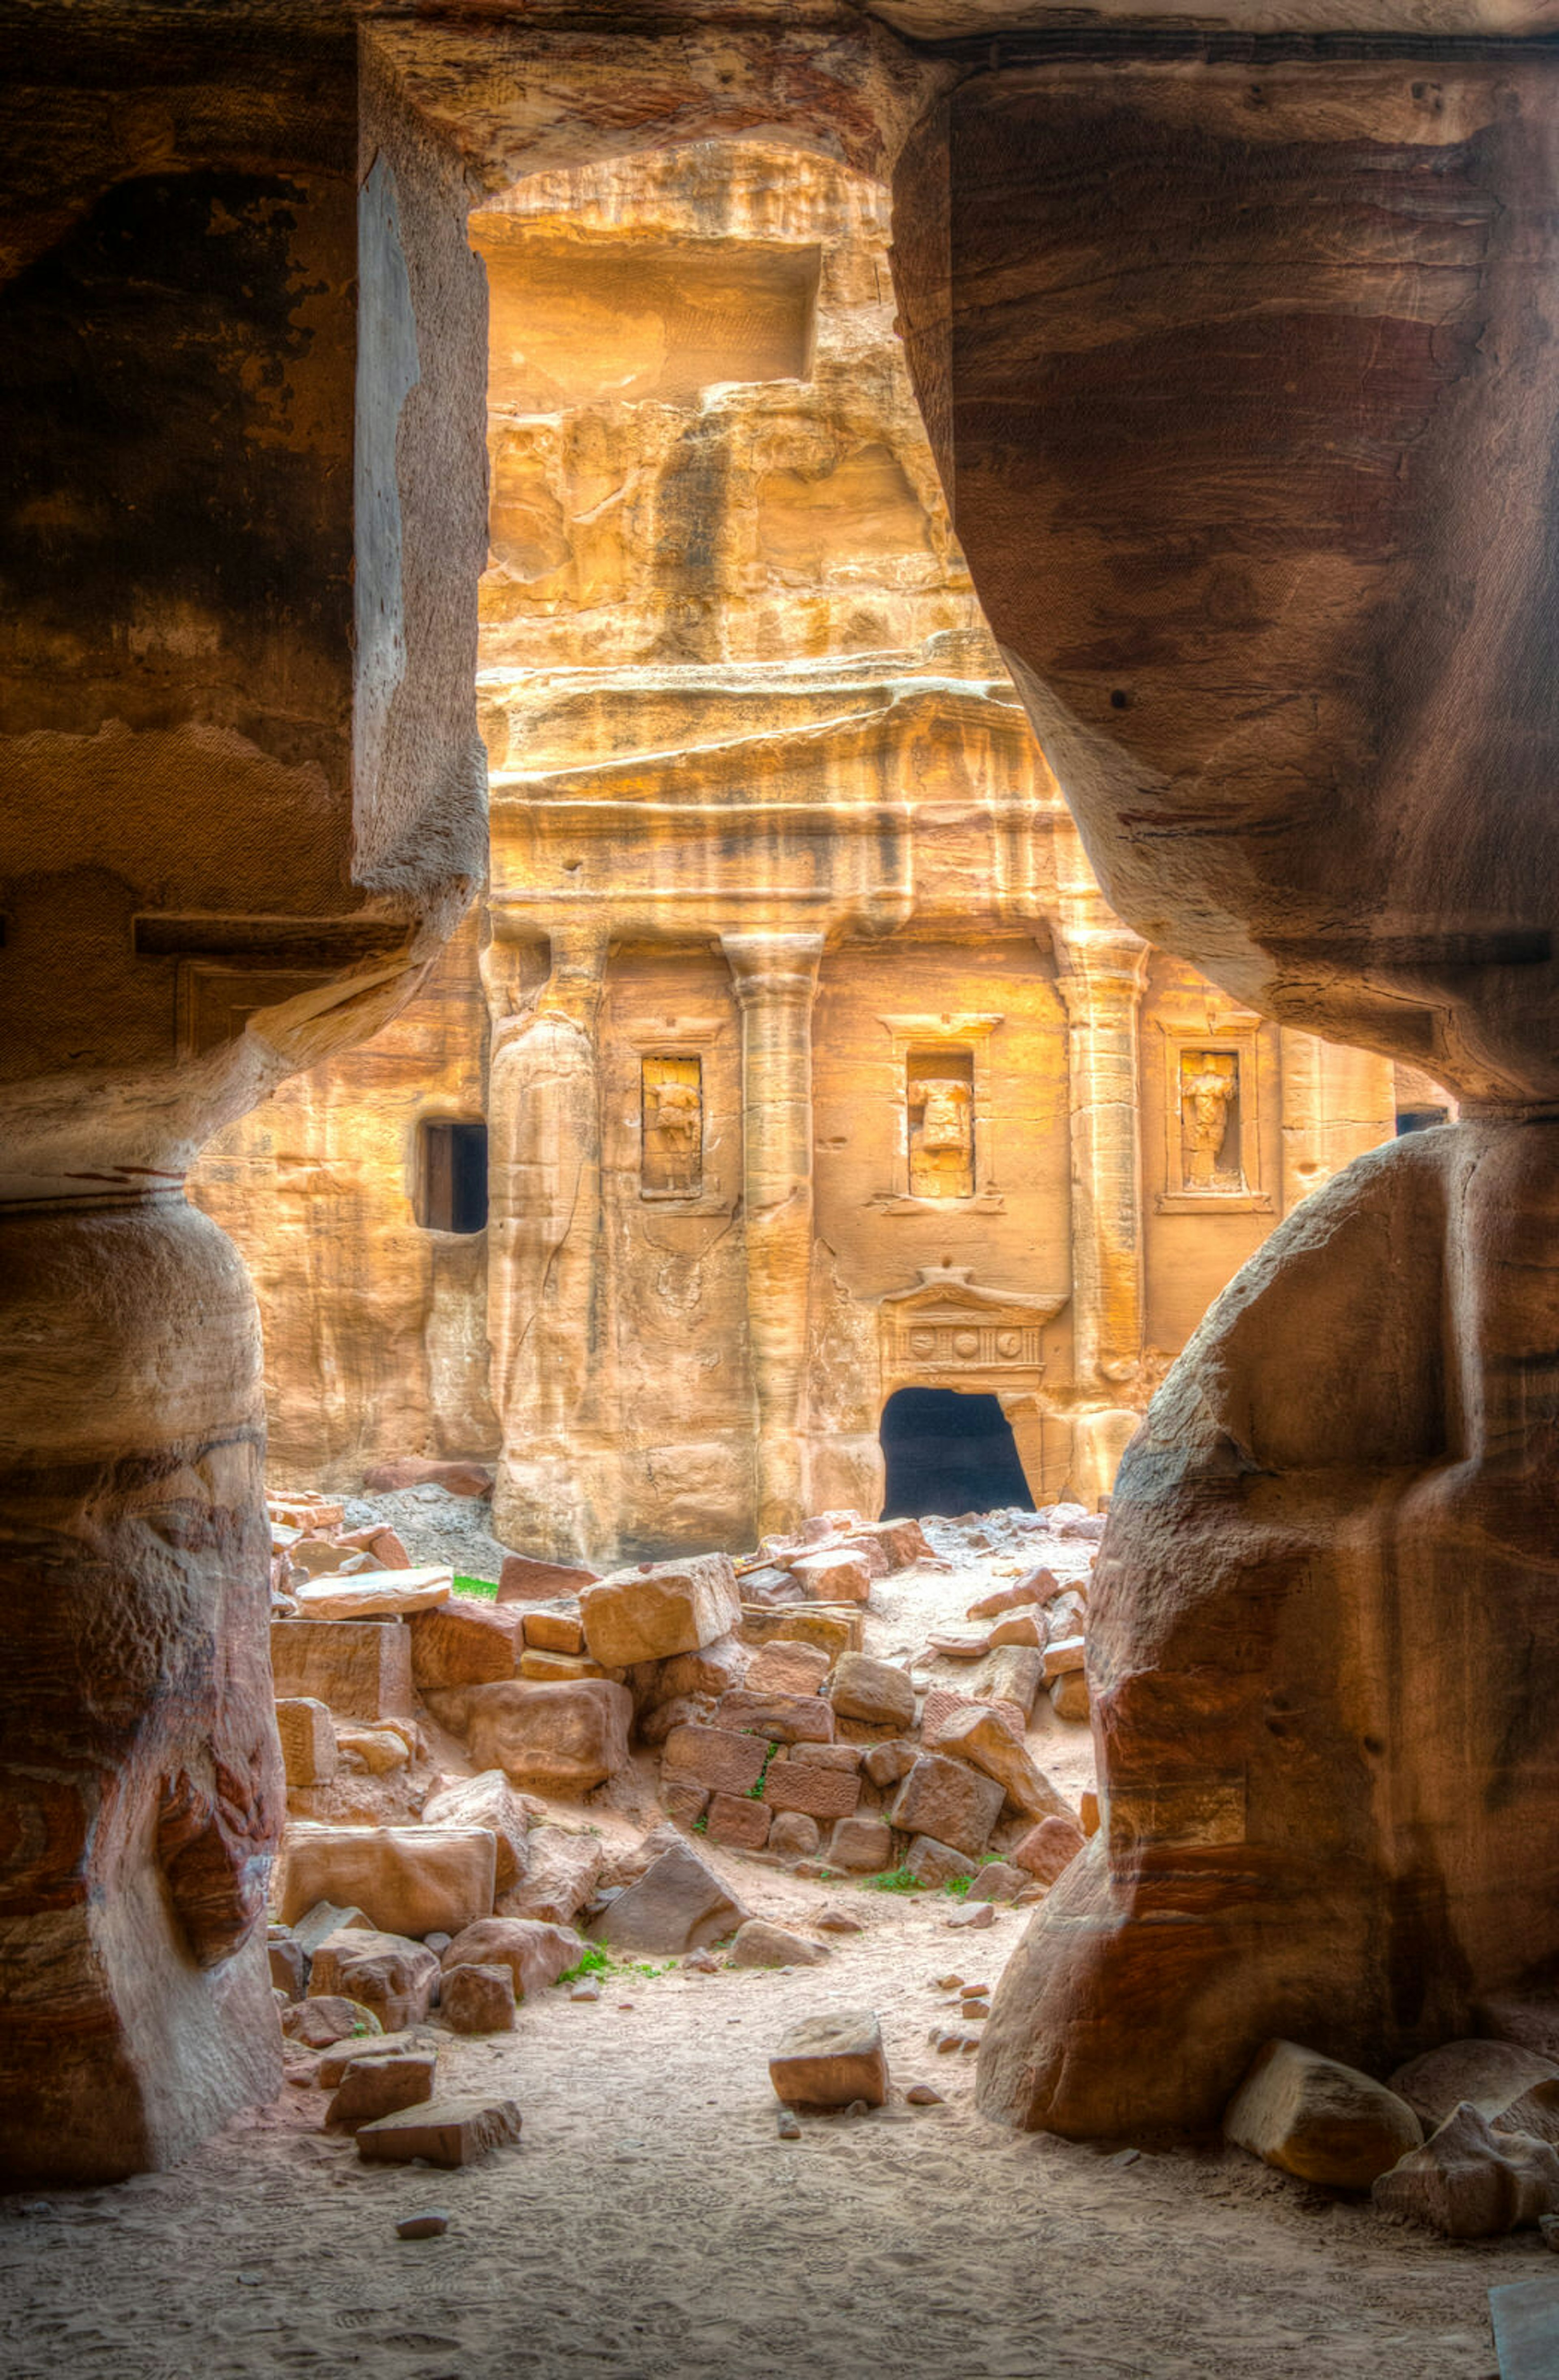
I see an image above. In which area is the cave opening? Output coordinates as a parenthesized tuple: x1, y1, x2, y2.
(879, 1385, 1035, 1520)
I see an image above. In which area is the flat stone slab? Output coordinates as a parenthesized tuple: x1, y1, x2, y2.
(356, 2095, 522, 2167)
(1492, 2279, 1559, 2377)
(294, 1568, 453, 1622)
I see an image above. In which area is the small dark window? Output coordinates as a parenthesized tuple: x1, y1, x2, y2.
(1396, 1106, 1450, 1136)
(416, 1119, 487, 1232)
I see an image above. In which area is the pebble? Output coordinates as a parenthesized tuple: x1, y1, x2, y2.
(945, 1902, 996, 1931)
(906, 2083, 945, 2107)
(777, 2111, 801, 2140)
(844, 2099, 871, 2118)
(683, 1948, 719, 1974)
(934, 1974, 965, 1991)
(571, 1980, 601, 2002)
(396, 2211, 451, 2240)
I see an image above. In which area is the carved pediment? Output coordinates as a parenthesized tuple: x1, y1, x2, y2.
(879, 1265, 1068, 1388)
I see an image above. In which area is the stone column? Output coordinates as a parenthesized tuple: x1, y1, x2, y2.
(721, 932, 824, 1541)
(487, 921, 618, 1565)
(1050, 851, 1149, 1508)
(0, 1195, 283, 2184)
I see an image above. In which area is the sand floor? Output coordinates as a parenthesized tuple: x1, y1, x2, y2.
(0, 1511, 1540, 2378)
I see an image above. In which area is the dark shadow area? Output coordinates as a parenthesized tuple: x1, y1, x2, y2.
(415, 1118, 488, 1232)
(879, 1385, 1034, 1519)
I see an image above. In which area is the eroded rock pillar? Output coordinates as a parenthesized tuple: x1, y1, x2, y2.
(0, 1196, 282, 2183)
(722, 932, 824, 1539)
(488, 924, 619, 1565)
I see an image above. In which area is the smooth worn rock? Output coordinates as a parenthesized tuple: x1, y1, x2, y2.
(789, 1550, 873, 1605)
(522, 1605, 587, 1655)
(590, 1841, 747, 1956)
(946, 1900, 996, 1931)
(1012, 1815, 1087, 1884)
(903, 1836, 977, 1889)
(770, 2010, 888, 2110)
(890, 1756, 1004, 1859)
(768, 1812, 822, 1860)
(421, 1772, 530, 1895)
(1048, 1670, 1089, 1722)
(334, 1725, 412, 1776)
(847, 1519, 932, 1571)
(816, 1904, 866, 1935)
(430, 1679, 633, 1794)
(730, 1919, 830, 1969)
(827, 1815, 895, 1872)
(497, 1554, 600, 1604)
(294, 1568, 453, 1623)
(1224, 2041, 1423, 2190)
(440, 1918, 580, 2002)
(408, 1601, 520, 1689)
(268, 1933, 308, 2000)
(276, 1699, 339, 1790)
(906, 2082, 944, 2106)
(327, 2050, 438, 2131)
(439, 1963, 518, 2035)
(281, 1825, 496, 1940)
(316, 2032, 433, 2089)
(308, 1931, 440, 2033)
(738, 1608, 863, 1664)
(968, 1860, 1025, 1903)
(862, 1739, 919, 1790)
(1042, 1636, 1086, 1681)
(1373, 2102, 1559, 2238)
(580, 1553, 741, 1667)
(396, 2212, 450, 2241)
(356, 2096, 522, 2168)
(829, 1653, 916, 1730)
(640, 1635, 749, 1708)
(706, 1793, 773, 1851)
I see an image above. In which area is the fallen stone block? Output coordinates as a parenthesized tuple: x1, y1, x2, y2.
(737, 1605, 863, 1662)
(661, 1722, 768, 1799)
(271, 1619, 412, 1722)
(926, 1703, 1073, 1823)
(361, 1460, 494, 1498)
(1373, 2101, 1559, 2236)
(715, 1687, 834, 1745)
(967, 1860, 1025, 1902)
(903, 1836, 976, 1888)
(788, 1549, 873, 1605)
(422, 1772, 530, 1894)
(294, 1568, 453, 1624)
(706, 1793, 772, 1851)
(746, 1638, 831, 1698)
(980, 1644, 1045, 1720)
(762, 1758, 860, 1823)
(829, 1652, 916, 1730)
(268, 1929, 307, 1999)
(281, 1995, 383, 2048)
(845, 1519, 931, 1570)
(522, 1603, 586, 1655)
(293, 1899, 371, 1959)
(890, 1755, 1004, 1858)
(441, 1916, 579, 2000)
(580, 1552, 741, 1667)
(356, 2095, 522, 2167)
(497, 1552, 600, 1604)
(769, 1812, 821, 1859)
(828, 1815, 894, 1872)
(1042, 1635, 1086, 1681)
(589, 1841, 747, 1955)
(275, 1698, 339, 1789)
(967, 1570, 1056, 1620)
(327, 2050, 438, 2131)
(730, 1919, 829, 1969)
(316, 2030, 432, 2088)
(660, 1781, 711, 1828)
(440, 1964, 517, 2034)
(1049, 1669, 1090, 1721)
(281, 1824, 496, 1939)
(770, 2009, 888, 2109)
(309, 1929, 440, 2032)
(1224, 2039, 1423, 2188)
(428, 1678, 633, 1793)
(946, 1900, 996, 1930)
(339, 1524, 411, 1568)
(335, 1724, 410, 1776)
(861, 1739, 918, 1790)
(1012, 1814, 1087, 1882)
(790, 1742, 862, 1772)
(500, 1829, 603, 1926)
(640, 1635, 749, 1707)
(519, 1648, 615, 1683)
(1079, 1789, 1100, 1836)
(986, 1612, 1043, 1651)
(408, 1600, 519, 1689)
(1388, 2039, 1559, 2134)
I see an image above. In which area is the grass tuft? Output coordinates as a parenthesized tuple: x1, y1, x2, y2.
(863, 1866, 923, 1894)
(453, 1574, 499, 1601)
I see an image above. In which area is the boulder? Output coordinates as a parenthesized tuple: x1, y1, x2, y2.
(522, 1604, 586, 1655)
(339, 1524, 412, 1568)
(1372, 2101, 1559, 2236)
(981, 1644, 1045, 1720)
(706, 1793, 772, 1851)
(316, 2030, 431, 2087)
(661, 1781, 710, 1828)
(326, 2049, 438, 2131)
(903, 1836, 977, 1888)
(307, 1929, 440, 2031)
(275, 1698, 337, 1789)
(500, 1829, 603, 1927)
(788, 1549, 872, 1605)
(440, 1963, 517, 2035)
(589, 1841, 748, 1955)
(293, 1568, 453, 1623)
(1042, 1636, 1086, 1681)
(828, 1815, 894, 1872)
(730, 1919, 830, 1969)
(986, 1613, 1043, 1651)
(356, 2095, 522, 2167)
(580, 1552, 741, 1667)
(861, 1739, 918, 1790)
(829, 1653, 916, 1731)
(769, 1812, 821, 1859)
(890, 1756, 1004, 1858)
(926, 1704, 1073, 1822)
(968, 1860, 1026, 1902)
(640, 1635, 749, 1707)
(968, 1569, 1056, 1620)
(270, 1619, 412, 1722)
(334, 1725, 410, 1775)
(440, 1916, 579, 2000)
(661, 1722, 769, 1799)
(280, 1995, 382, 2048)
(280, 1824, 495, 1939)
(361, 1460, 494, 1498)
(745, 1638, 831, 1698)
(1049, 1669, 1090, 1722)
(408, 1601, 520, 1689)
(292, 1899, 371, 1959)
(429, 1678, 633, 1793)
(422, 1771, 530, 1894)
(715, 1688, 834, 1745)
(497, 1552, 600, 1604)
(770, 2009, 888, 2109)
(1388, 2039, 1559, 2134)
(1224, 2040, 1422, 2188)
(1012, 1814, 1087, 1883)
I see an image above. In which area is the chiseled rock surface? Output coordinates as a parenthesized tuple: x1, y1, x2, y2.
(293, 1569, 453, 1623)
(890, 1754, 1003, 1859)
(499, 1830, 604, 1927)
(1373, 2102, 1559, 2238)
(408, 1600, 520, 1689)
(279, 1824, 496, 1940)
(1388, 2039, 1559, 2135)
(1224, 2041, 1422, 2190)
(580, 1554, 742, 1668)
(829, 1652, 916, 1730)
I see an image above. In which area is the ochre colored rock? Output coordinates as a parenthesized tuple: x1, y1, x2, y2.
(280, 1825, 496, 1939)
(276, 1699, 338, 1789)
(829, 1652, 916, 1730)
(715, 1687, 834, 1745)
(500, 1830, 603, 1927)
(361, 1461, 494, 1499)
(271, 1621, 413, 1723)
(440, 1917, 580, 2000)
(789, 1549, 873, 1605)
(356, 2096, 522, 2167)
(926, 1704, 1072, 1823)
(429, 1679, 633, 1793)
(422, 1771, 531, 1894)
(746, 1639, 831, 1698)
(498, 1555, 600, 1605)
(327, 2050, 438, 2132)
(1224, 2041, 1422, 2190)
(739, 1608, 863, 1664)
(579, 1553, 741, 1668)
(294, 1569, 453, 1623)
(408, 1600, 520, 1689)
(770, 2011, 888, 2110)
(521, 1605, 586, 1655)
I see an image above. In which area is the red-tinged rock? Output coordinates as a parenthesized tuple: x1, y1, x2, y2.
(731, 1919, 829, 1968)
(280, 1824, 495, 1939)
(926, 1704, 1073, 1823)
(327, 2050, 438, 2131)
(521, 1604, 585, 1655)
(770, 2010, 888, 2109)
(270, 1620, 413, 1723)
(339, 1525, 412, 1568)
(762, 1760, 859, 1823)
(845, 1519, 931, 1571)
(1012, 1815, 1087, 1884)
(361, 1460, 494, 1499)
(715, 1688, 834, 1745)
(497, 1553, 600, 1605)
(890, 1756, 1003, 1858)
(427, 1679, 632, 1794)
(440, 1962, 517, 2035)
(409, 1601, 520, 1689)
(827, 1815, 894, 1871)
(356, 2095, 522, 2167)
(706, 1793, 772, 1851)
(788, 1549, 872, 1605)
(590, 1841, 747, 1956)
(661, 1723, 768, 1799)
(829, 1653, 915, 1730)
(422, 1770, 530, 1894)
(1042, 1636, 1086, 1681)
(768, 1812, 821, 1859)
(1225, 2041, 1422, 2189)
(499, 1829, 603, 1927)
(746, 1639, 831, 1698)
(308, 1929, 440, 2032)
(440, 1916, 579, 2001)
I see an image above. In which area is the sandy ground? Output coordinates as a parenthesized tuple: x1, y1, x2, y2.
(0, 1509, 1540, 2377)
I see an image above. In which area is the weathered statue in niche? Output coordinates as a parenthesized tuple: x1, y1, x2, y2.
(1179, 1049, 1243, 1191)
(642, 1055, 702, 1195)
(908, 1075, 974, 1199)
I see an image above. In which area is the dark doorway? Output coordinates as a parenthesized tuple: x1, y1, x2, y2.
(1396, 1105, 1450, 1135)
(415, 1118, 488, 1233)
(879, 1387, 1034, 1520)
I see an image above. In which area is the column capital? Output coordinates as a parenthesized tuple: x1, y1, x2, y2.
(720, 930, 825, 1006)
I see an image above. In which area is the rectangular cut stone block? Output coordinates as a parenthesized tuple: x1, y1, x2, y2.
(846, 1519, 931, 1570)
(1043, 1635, 1087, 1681)
(715, 1689, 833, 1745)
(518, 1649, 613, 1682)
(788, 1549, 872, 1604)
(281, 1824, 496, 1938)
(706, 1793, 772, 1850)
(308, 1929, 440, 2031)
(890, 1755, 1004, 1857)
(422, 1771, 530, 1893)
(661, 1723, 768, 1799)
(745, 1638, 831, 1697)
(326, 2050, 438, 2132)
(270, 1620, 412, 1721)
(356, 2095, 522, 2167)
(736, 1606, 864, 1662)
(497, 1553, 599, 1605)
(762, 1759, 860, 1821)
(275, 1697, 337, 1787)
(770, 2009, 887, 2109)
(523, 1605, 585, 1654)
(409, 1601, 519, 1689)
(580, 1552, 741, 1667)
(294, 1568, 452, 1623)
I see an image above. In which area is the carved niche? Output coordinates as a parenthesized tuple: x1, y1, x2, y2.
(641, 1055, 703, 1197)
(879, 1263, 1068, 1398)
(1179, 1047, 1244, 1192)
